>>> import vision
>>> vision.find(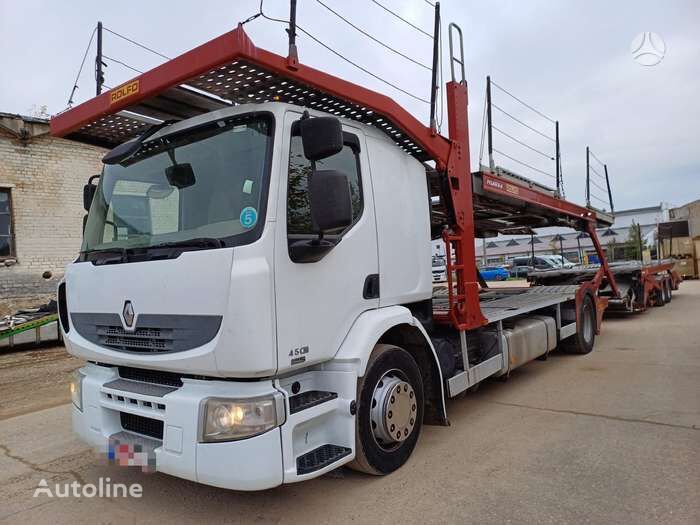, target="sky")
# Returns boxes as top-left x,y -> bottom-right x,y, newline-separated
1,0 -> 699,210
